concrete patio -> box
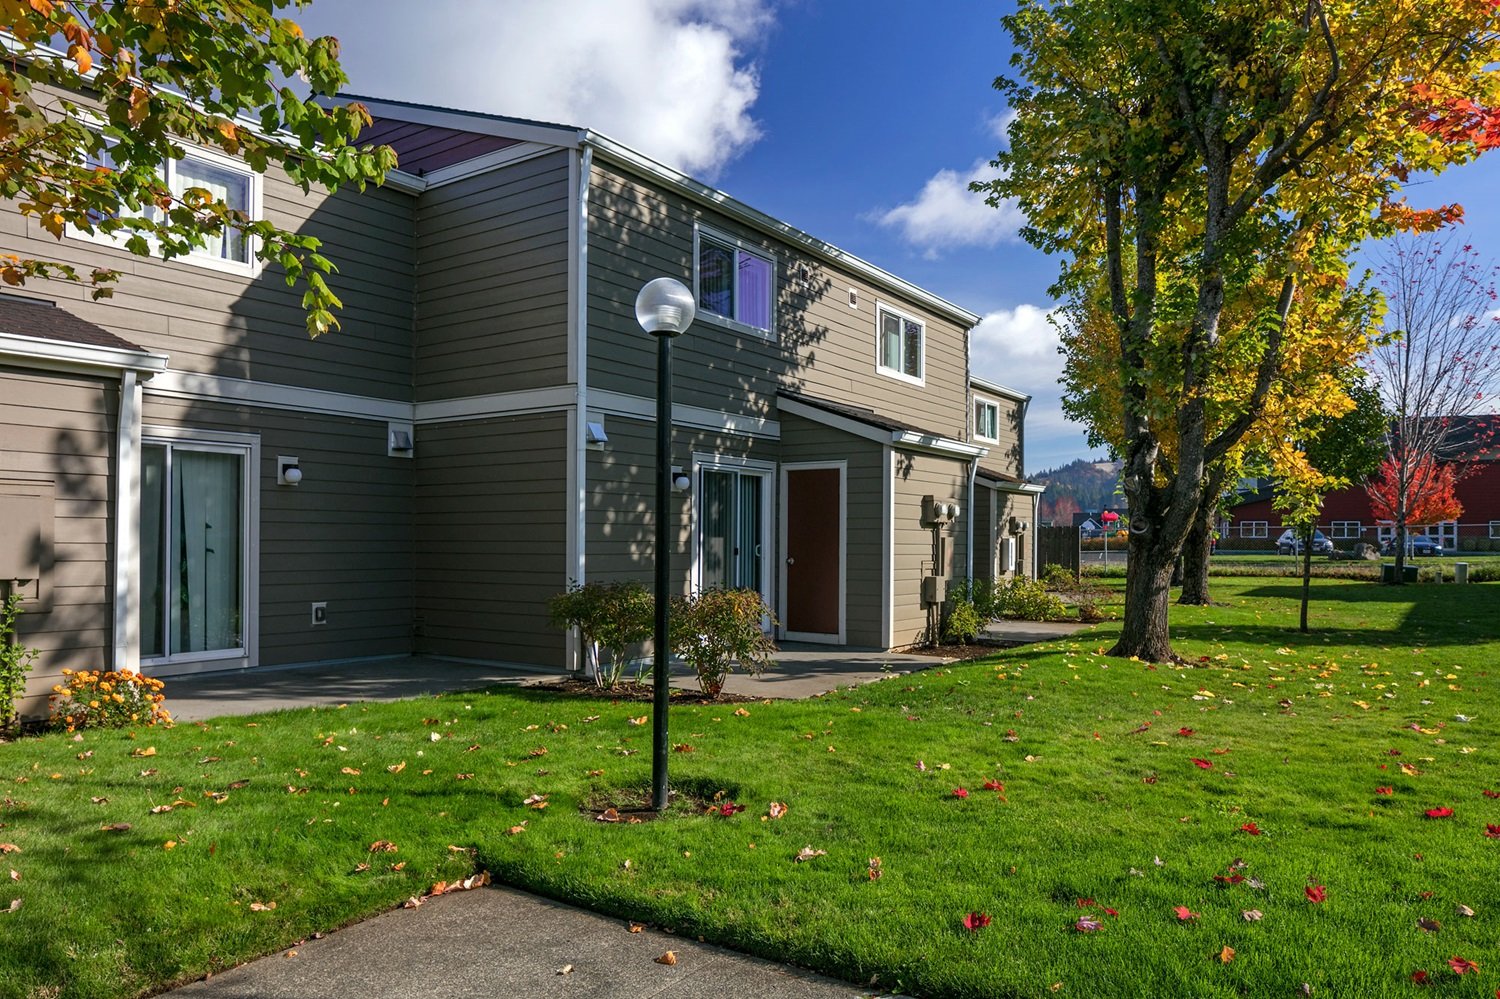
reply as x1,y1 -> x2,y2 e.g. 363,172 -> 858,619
162,646 -> 956,722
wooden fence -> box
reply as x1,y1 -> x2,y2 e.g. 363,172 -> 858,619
1036,525 -> 1079,573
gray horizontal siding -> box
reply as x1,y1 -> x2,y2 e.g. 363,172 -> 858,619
0,141 -> 417,399
0,367 -> 117,719
414,151 -> 572,401
892,451 -> 969,648
141,396 -> 415,667
586,161 -> 970,439
414,412 -> 568,667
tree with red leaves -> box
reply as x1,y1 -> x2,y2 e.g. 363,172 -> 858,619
1366,455 -> 1464,539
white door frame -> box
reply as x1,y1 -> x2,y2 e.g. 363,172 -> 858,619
690,453 -> 775,614
778,460 -> 847,645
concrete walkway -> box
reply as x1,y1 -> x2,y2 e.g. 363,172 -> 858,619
164,648 -> 952,722
980,618 -> 1092,645
170,884 -> 876,999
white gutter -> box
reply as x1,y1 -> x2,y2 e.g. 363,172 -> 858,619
965,458 -> 979,582
0,332 -> 168,378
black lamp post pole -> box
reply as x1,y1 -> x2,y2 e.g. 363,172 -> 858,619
651,329 -> 672,811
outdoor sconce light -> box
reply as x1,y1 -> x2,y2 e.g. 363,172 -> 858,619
671,466 -> 691,492
277,456 -> 302,486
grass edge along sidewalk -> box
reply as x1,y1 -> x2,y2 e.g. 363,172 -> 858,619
2,576 -> 1498,998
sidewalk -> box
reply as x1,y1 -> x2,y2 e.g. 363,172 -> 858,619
170,883 -> 879,999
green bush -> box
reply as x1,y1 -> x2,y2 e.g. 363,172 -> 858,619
1460,537 -> 1477,552
941,598 -> 984,644
548,580 -> 654,688
948,577 -> 999,621
1041,563 -> 1078,591
997,576 -> 1068,621
0,593 -> 37,736
670,588 -> 778,699
1468,562 -> 1500,583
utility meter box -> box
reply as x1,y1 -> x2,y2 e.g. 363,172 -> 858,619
0,479 -> 54,605
921,574 -> 947,605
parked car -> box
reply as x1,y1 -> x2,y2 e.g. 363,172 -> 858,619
1381,534 -> 1445,557
1277,529 -> 1333,555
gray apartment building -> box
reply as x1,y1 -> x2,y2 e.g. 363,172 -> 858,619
0,94 -> 1041,717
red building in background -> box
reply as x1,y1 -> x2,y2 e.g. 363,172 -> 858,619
1223,416 -> 1500,552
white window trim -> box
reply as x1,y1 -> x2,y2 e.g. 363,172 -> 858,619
689,453 -> 776,618
137,426 -> 260,676
1490,521 -> 1500,540
973,395 -> 1000,443
874,300 -> 926,387
1242,521 -> 1268,539
1331,520 -> 1362,539
692,223 -> 777,341
67,139 -> 264,278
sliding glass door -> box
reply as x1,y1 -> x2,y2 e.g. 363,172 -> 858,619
699,466 -> 768,600
140,440 -> 249,664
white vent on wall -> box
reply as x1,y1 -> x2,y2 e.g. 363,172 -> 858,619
848,288 -> 859,309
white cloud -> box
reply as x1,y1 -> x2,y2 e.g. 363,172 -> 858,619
873,158 -> 1023,257
297,0 -> 772,177
984,108 -> 1017,146
970,304 -> 1095,471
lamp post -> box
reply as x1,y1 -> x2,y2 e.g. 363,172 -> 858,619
634,277 -> 696,811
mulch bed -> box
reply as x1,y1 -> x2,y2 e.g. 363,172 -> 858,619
527,678 -> 764,705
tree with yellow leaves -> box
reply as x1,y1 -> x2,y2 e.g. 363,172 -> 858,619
980,0 -> 1500,660
0,0 -> 396,335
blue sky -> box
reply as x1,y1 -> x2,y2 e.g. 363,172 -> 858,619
297,0 -> 1500,473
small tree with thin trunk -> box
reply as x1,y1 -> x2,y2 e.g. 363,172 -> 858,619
1367,233 -> 1500,580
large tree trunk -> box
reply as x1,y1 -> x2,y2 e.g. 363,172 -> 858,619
1178,509 -> 1215,605
1109,532 -> 1177,661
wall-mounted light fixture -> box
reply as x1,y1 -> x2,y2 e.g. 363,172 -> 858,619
671,465 -> 691,492
277,456 -> 302,486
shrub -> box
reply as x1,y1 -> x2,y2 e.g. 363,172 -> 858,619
670,588 -> 778,699
548,581 -> 654,688
0,593 -> 38,736
997,577 -> 1068,621
1467,562 -> 1500,583
948,577 -> 999,622
1041,563 -> 1078,591
49,669 -> 170,732
941,598 -> 984,644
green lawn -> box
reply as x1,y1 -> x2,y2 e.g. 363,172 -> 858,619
3,578 -> 1500,998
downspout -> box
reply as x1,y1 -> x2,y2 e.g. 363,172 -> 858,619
965,458 -> 978,582
111,369 -> 142,672
568,141 -> 593,674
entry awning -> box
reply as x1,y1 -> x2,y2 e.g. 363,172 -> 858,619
777,391 -> 987,460
0,294 -> 168,377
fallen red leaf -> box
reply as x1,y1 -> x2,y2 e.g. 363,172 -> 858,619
717,802 -> 745,817
1425,807 -> 1455,819
1240,822 -> 1261,836
952,787 -> 969,799
962,911 -> 991,932
1483,789 -> 1500,799
1485,824 -> 1500,839
1173,905 -> 1198,921
1411,970 -> 1430,984
983,779 -> 1005,792
1448,956 -> 1479,975
1190,758 -> 1213,770
1305,885 -> 1327,904
1176,728 -> 1194,737
1375,787 -> 1394,795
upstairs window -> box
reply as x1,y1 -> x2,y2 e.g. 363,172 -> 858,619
974,398 -> 999,442
877,303 -> 924,384
73,139 -> 259,271
695,227 -> 773,336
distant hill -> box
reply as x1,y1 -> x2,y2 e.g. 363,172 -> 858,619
1032,458 -> 1124,523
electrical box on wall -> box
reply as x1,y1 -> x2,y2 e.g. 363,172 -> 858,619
921,575 -> 946,605
0,479 -> 54,606
921,495 -> 961,526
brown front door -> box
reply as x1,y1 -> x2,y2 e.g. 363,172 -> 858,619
784,466 -> 841,637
